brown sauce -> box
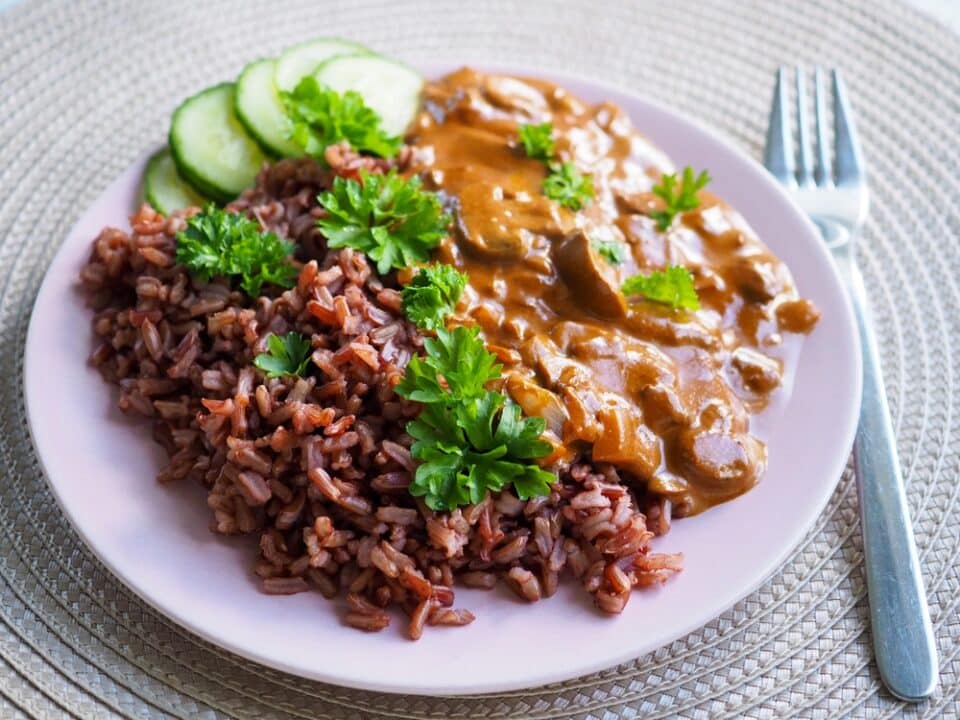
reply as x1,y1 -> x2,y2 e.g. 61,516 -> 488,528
407,68 -> 820,516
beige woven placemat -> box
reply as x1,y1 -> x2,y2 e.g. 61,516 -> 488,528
1,0 -> 958,717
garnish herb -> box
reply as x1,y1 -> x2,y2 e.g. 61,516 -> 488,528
400,326 -> 501,402
395,325 -> 554,510
518,122 -> 555,161
401,264 -> 468,330
543,161 -> 594,210
622,265 -> 700,311
517,122 -> 594,211
649,166 -> 711,231
253,332 -> 313,379
280,76 -> 402,159
592,238 -> 626,265
175,204 -> 297,297
316,169 -> 451,275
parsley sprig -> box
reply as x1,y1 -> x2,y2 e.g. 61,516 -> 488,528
175,205 -> 297,297
401,264 -> 468,330
395,326 -> 554,510
254,332 -> 312,378
649,166 -> 711,231
316,170 -> 450,275
516,122 -> 594,210
592,238 -> 626,265
622,265 -> 700,311
518,122 -> 555,161
280,76 -> 401,159
543,161 -> 594,210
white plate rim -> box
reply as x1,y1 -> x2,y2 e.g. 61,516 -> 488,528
23,60 -> 862,695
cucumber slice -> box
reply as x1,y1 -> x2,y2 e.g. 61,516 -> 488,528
236,58 -> 302,158
274,37 -> 371,92
143,148 -> 208,215
312,54 -> 424,137
169,82 -> 266,202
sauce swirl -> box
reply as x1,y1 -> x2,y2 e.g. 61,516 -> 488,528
408,68 -> 819,516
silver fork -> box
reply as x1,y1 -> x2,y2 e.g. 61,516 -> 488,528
764,67 -> 938,701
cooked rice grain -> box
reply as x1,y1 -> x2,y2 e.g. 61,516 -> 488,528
80,154 -> 681,638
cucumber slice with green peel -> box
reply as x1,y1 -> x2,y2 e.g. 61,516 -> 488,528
236,58 -> 302,158
312,54 -> 424,137
143,148 -> 208,215
169,82 -> 267,202
274,37 -> 371,92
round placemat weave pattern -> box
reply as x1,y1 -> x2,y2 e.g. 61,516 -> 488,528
1,0 -> 959,717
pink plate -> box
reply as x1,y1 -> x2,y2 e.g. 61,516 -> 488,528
23,63 -> 861,695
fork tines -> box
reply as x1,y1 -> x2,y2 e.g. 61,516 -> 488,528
764,66 -> 865,188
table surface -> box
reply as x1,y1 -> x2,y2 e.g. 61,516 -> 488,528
18,0 -> 960,26
908,0 -> 960,31
0,1 -> 958,719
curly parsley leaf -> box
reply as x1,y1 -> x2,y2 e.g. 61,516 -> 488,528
543,161 -> 594,210
175,204 -> 297,297
396,326 -> 500,405
592,238 -> 626,265
518,123 -> 594,213
510,464 -> 555,503
622,265 -> 700,311
649,166 -> 711,231
422,326 -> 501,399
494,402 -> 551,460
395,354 -> 446,404
518,122 -> 555,161
405,396 -> 554,510
316,170 -> 450,275
253,332 -> 312,378
408,440 -> 473,508
401,264 -> 468,330
280,76 -> 401,159
395,326 -> 554,511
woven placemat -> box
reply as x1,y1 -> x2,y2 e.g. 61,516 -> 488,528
1,0 -> 958,717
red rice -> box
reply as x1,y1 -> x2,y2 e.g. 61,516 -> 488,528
79,151 -> 681,639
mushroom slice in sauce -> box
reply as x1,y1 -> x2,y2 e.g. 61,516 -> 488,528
409,68 -> 820,516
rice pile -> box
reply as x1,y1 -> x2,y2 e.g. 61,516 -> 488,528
79,147 -> 681,639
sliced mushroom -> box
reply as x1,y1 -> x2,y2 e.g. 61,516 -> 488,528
731,347 -> 782,394
624,309 -> 720,350
560,385 -> 603,445
553,229 -> 635,320
523,335 -> 592,388
640,384 -> 690,432
671,428 -> 766,501
457,182 -> 568,262
482,75 -> 551,117
592,399 -> 662,479
566,334 -> 677,397
725,255 -> 782,302
505,373 -> 569,436
775,298 -> 820,334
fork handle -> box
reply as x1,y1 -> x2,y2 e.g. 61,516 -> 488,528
845,257 -> 939,700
